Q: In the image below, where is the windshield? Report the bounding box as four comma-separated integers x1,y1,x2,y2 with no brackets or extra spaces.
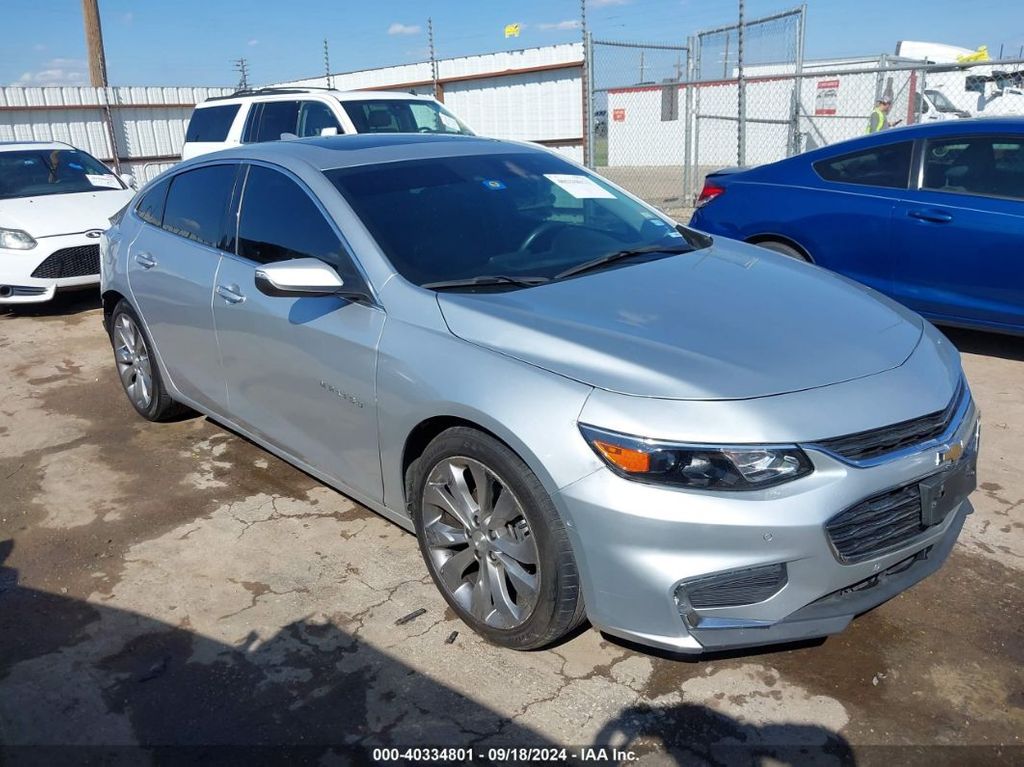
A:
0,149,124,200
326,151,704,288
925,89,959,113
341,99,473,136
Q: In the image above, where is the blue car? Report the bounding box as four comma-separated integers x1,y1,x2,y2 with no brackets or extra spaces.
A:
690,118,1024,335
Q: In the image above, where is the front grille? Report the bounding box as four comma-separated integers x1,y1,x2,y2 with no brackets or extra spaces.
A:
30,245,100,279
826,483,924,564
679,563,788,609
815,379,965,462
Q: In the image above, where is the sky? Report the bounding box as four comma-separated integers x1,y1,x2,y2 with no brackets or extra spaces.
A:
3,0,1023,88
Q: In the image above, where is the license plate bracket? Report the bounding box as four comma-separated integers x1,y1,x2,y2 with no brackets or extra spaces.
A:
919,455,977,528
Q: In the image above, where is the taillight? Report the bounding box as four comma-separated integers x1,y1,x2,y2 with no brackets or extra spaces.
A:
696,181,726,208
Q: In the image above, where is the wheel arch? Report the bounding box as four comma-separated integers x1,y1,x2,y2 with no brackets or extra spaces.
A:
400,414,544,513
745,233,815,263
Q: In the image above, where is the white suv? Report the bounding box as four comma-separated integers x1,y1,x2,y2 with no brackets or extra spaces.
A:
181,88,474,159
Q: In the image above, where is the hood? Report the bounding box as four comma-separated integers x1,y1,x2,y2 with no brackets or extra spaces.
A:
0,189,134,238
437,242,923,400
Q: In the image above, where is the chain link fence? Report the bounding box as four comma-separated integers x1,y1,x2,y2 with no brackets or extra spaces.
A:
586,12,1024,221
587,38,691,216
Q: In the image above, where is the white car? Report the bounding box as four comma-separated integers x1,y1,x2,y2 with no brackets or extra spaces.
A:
0,142,135,305
181,87,474,160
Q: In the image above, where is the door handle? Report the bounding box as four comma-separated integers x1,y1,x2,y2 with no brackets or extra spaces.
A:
216,284,246,305
135,252,157,269
907,209,953,224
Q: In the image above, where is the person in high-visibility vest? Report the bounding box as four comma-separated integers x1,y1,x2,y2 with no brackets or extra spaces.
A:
866,97,893,134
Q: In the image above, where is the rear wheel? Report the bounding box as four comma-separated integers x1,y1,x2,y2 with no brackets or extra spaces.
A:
410,427,585,650
753,239,810,262
109,300,189,422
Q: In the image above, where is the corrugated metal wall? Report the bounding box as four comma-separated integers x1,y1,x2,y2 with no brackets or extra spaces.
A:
277,44,585,163
0,86,233,182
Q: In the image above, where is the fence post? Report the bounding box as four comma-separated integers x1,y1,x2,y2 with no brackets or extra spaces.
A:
100,87,122,175
682,38,694,205
585,32,595,169
737,0,746,167
787,4,807,156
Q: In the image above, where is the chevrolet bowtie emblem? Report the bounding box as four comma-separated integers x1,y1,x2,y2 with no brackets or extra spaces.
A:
938,440,964,465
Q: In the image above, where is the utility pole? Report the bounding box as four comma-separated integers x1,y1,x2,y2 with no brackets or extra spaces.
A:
81,0,109,87
234,58,250,91
639,50,645,83
323,38,333,88
427,18,440,100
737,0,746,167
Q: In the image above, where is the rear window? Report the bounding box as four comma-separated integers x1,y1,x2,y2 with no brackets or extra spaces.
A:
813,142,913,189
161,164,237,249
185,104,240,143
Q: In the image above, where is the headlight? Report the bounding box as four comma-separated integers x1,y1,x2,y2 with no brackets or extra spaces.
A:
0,227,37,250
579,424,813,491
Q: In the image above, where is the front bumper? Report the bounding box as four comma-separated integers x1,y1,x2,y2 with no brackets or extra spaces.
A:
556,398,979,654
0,235,101,304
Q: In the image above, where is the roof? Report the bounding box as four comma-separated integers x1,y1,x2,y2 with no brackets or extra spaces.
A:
0,141,74,152
201,88,437,106
187,133,530,171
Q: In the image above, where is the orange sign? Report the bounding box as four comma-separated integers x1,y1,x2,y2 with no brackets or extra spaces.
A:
612,108,626,122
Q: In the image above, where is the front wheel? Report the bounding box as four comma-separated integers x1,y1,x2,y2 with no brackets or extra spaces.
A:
410,427,585,650
753,239,810,262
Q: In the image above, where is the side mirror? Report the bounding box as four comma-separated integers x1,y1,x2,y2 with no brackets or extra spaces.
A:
320,127,339,137
255,257,346,298
121,173,137,190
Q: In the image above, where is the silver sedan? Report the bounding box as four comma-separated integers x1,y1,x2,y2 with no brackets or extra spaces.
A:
100,134,979,653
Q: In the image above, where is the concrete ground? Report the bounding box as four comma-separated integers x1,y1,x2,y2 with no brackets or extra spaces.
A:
1,292,1021,763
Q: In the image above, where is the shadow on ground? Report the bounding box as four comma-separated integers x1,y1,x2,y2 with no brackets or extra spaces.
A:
941,325,1024,362
0,540,856,763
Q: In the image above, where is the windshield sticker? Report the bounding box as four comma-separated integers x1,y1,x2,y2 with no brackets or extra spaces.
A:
481,179,506,190
85,174,121,189
545,174,615,200
68,162,84,170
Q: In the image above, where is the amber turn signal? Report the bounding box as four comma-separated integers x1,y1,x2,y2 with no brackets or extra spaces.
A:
592,439,651,473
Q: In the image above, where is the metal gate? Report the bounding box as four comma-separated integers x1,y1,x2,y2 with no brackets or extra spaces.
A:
585,37,692,218
691,6,806,195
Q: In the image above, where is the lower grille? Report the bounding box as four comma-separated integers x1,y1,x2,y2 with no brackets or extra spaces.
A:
30,245,100,279
826,484,923,564
679,563,788,609
1,285,49,296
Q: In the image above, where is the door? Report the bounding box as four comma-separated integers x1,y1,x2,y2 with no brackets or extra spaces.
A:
891,134,1024,329
213,163,385,500
809,140,914,296
127,163,239,411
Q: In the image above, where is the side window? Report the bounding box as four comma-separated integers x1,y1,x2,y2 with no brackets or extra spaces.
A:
922,136,1024,200
135,177,171,226
237,165,356,283
813,141,913,189
161,164,238,249
241,103,262,143
297,101,342,137
185,104,240,143
254,100,300,142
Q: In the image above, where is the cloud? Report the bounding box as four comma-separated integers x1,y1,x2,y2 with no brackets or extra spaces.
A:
32,43,47,52
121,11,134,24
388,22,421,36
538,20,581,31
14,58,87,86
248,38,259,46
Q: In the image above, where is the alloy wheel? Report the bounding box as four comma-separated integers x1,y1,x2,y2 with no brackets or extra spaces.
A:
422,456,540,629
114,313,153,411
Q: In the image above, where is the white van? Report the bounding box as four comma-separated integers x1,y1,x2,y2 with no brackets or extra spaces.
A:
182,88,474,160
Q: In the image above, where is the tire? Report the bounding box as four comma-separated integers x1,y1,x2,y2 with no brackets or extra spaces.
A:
410,427,586,650
754,240,810,262
109,300,189,422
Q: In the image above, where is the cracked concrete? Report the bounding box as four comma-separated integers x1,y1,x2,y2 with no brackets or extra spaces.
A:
0,294,1021,760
